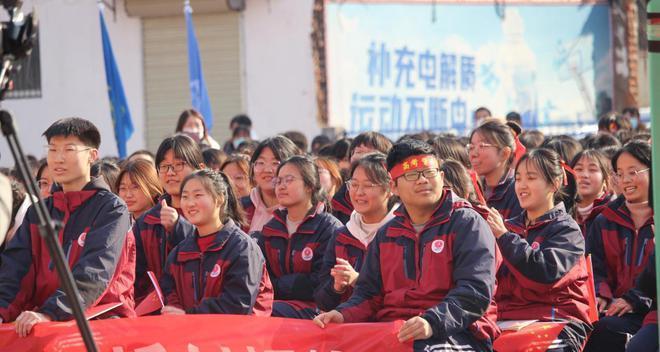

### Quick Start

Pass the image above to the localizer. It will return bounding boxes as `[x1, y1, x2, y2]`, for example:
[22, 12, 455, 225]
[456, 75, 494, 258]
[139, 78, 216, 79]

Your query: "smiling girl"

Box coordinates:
[255, 156, 342, 319]
[486, 148, 592, 351]
[569, 149, 613, 237]
[314, 153, 398, 311]
[242, 136, 301, 233]
[132, 135, 205, 304]
[584, 141, 653, 352]
[468, 119, 522, 220]
[159, 170, 272, 316]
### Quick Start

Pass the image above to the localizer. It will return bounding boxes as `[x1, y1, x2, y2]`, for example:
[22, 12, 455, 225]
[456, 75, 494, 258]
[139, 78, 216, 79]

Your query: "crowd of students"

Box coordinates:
[0, 106, 654, 352]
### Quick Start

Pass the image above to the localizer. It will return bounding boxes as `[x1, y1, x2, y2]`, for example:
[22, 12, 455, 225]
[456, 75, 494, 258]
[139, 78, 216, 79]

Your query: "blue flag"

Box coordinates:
[185, 2, 214, 130]
[99, 9, 134, 158]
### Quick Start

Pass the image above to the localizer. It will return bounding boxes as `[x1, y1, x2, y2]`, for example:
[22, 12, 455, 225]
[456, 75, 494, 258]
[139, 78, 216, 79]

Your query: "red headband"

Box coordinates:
[514, 135, 527, 166]
[389, 154, 439, 180]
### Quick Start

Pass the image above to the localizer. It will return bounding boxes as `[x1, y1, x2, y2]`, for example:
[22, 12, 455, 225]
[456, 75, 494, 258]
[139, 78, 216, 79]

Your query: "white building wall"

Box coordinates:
[242, 0, 320, 144]
[0, 0, 144, 166]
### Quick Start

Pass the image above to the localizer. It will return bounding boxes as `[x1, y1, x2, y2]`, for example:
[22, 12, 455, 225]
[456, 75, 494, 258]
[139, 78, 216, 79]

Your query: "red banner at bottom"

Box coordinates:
[0, 315, 409, 352]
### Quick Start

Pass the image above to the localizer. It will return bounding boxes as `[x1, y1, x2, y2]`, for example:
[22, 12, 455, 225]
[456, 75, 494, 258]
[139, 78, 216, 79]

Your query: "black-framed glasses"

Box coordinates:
[402, 168, 440, 181]
[158, 162, 187, 174]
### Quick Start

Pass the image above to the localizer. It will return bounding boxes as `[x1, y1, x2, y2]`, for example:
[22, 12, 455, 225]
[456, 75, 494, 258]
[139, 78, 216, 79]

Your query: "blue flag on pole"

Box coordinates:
[184, 1, 214, 130]
[99, 8, 134, 158]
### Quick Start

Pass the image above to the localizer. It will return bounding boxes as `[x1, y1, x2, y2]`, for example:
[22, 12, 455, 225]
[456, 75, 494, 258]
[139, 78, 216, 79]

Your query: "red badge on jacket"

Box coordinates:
[431, 239, 445, 254]
[302, 247, 314, 261]
[210, 264, 222, 278]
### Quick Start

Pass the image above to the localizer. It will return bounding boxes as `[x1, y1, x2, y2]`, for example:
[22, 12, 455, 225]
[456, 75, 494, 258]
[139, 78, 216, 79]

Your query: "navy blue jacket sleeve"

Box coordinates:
[0, 209, 35, 321]
[314, 232, 343, 311]
[421, 209, 496, 340]
[170, 216, 193, 247]
[40, 195, 131, 320]
[160, 247, 182, 309]
[585, 215, 614, 300]
[497, 220, 583, 286]
[190, 238, 264, 315]
[622, 253, 655, 314]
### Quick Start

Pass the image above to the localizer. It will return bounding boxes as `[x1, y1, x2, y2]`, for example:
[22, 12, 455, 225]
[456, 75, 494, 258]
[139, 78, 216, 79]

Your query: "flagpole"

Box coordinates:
[647, 0, 660, 348]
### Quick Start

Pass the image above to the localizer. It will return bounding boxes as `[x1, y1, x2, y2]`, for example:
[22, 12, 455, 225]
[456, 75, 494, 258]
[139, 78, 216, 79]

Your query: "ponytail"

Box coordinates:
[218, 171, 247, 229]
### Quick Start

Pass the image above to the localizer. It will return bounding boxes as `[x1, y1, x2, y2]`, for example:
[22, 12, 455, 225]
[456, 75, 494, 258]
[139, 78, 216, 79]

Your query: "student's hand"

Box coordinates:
[485, 207, 507, 239]
[397, 316, 433, 342]
[606, 298, 633, 317]
[160, 200, 179, 233]
[161, 305, 185, 315]
[15, 311, 51, 337]
[331, 258, 359, 291]
[597, 297, 609, 313]
[313, 310, 344, 328]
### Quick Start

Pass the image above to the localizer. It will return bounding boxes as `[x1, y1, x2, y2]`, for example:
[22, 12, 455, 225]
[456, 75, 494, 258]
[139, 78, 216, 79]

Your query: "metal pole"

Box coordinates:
[646, 0, 660, 347]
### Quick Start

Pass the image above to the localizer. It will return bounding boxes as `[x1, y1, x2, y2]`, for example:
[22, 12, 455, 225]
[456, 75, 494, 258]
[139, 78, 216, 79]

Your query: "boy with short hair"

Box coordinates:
[0, 117, 135, 336]
[316, 139, 499, 350]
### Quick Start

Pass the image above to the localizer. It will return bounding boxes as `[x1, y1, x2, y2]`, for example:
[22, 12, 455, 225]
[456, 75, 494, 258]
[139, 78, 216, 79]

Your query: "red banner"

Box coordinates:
[0, 315, 410, 351]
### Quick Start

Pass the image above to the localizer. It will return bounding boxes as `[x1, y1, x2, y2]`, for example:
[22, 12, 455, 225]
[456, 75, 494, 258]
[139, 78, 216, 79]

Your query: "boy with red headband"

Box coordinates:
[315, 139, 499, 351]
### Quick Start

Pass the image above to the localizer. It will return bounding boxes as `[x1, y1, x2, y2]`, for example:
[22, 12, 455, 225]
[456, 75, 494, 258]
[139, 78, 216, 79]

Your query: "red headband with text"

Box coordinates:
[389, 154, 439, 180]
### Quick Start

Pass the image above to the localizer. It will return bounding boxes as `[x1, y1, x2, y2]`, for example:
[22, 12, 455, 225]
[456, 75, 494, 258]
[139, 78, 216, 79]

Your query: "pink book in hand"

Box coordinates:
[134, 271, 165, 316]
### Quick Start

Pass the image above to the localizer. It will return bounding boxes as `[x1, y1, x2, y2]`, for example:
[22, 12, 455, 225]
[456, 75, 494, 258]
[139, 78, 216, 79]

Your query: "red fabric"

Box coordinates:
[643, 310, 658, 326]
[196, 234, 216, 252]
[493, 321, 567, 352]
[0, 315, 408, 352]
[388, 154, 438, 180]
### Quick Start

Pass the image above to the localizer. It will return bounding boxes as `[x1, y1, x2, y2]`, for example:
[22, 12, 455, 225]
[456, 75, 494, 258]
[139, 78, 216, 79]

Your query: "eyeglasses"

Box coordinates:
[45, 145, 92, 158]
[346, 180, 383, 193]
[614, 168, 649, 182]
[401, 168, 440, 181]
[254, 160, 281, 172]
[466, 142, 498, 154]
[158, 162, 187, 174]
[272, 175, 301, 187]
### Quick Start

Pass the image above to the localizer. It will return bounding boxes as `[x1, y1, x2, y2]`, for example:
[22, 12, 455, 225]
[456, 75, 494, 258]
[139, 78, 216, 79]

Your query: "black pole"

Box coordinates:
[0, 61, 98, 351]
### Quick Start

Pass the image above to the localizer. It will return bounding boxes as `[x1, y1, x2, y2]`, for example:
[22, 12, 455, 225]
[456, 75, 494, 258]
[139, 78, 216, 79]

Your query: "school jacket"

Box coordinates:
[587, 197, 654, 313]
[331, 184, 352, 224]
[133, 194, 195, 303]
[486, 172, 522, 221]
[254, 204, 342, 304]
[160, 220, 273, 315]
[0, 177, 136, 321]
[335, 190, 500, 342]
[496, 203, 592, 324]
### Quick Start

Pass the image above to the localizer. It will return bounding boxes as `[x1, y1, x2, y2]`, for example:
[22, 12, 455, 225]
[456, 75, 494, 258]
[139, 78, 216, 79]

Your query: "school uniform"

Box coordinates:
[335, 190, 500, 351]
[626, 254, 657, 352]
[160, 220, 273, 315]
[497, 203, 593, 351]
[575, 192, 614, 239]
[0, 177, 136, 321]
[254, 204, 342, 319]
[133, 194, 195, 304]
[484, 171, 522, 221]
[331, 183, 352, 224]
[584, 197, 654, 352]
[314, 207, 397, 311]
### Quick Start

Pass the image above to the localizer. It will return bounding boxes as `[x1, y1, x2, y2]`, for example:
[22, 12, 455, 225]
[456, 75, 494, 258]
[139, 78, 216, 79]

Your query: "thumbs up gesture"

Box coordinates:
[160, 199, 179, 233]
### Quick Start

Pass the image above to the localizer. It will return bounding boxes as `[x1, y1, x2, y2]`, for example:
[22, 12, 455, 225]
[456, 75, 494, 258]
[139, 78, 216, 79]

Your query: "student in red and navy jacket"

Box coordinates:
[160, 170, 272, 316]
[315, 140, 500, 351]
[254, 156, 342, 319]
[487, 148, 593, 351]
[625, 253, 657, 352]
[133, 135, 205, 304]
[241, 136, 300, 234]
[331, 132, 392, 224]
[571, 149, 614, 238]
[468, 119, 522, 220]
[0, 118, 135, 337]
[584, 141, 653, 352]
[315, 153, 398, 311]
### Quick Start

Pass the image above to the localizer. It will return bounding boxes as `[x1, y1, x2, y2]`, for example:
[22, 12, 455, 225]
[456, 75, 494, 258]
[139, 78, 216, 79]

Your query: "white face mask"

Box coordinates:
[182, 128, 203, 140]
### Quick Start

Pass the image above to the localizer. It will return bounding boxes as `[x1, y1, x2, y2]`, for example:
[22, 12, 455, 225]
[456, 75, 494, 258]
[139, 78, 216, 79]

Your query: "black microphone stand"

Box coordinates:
[0, 58, 98, 351]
